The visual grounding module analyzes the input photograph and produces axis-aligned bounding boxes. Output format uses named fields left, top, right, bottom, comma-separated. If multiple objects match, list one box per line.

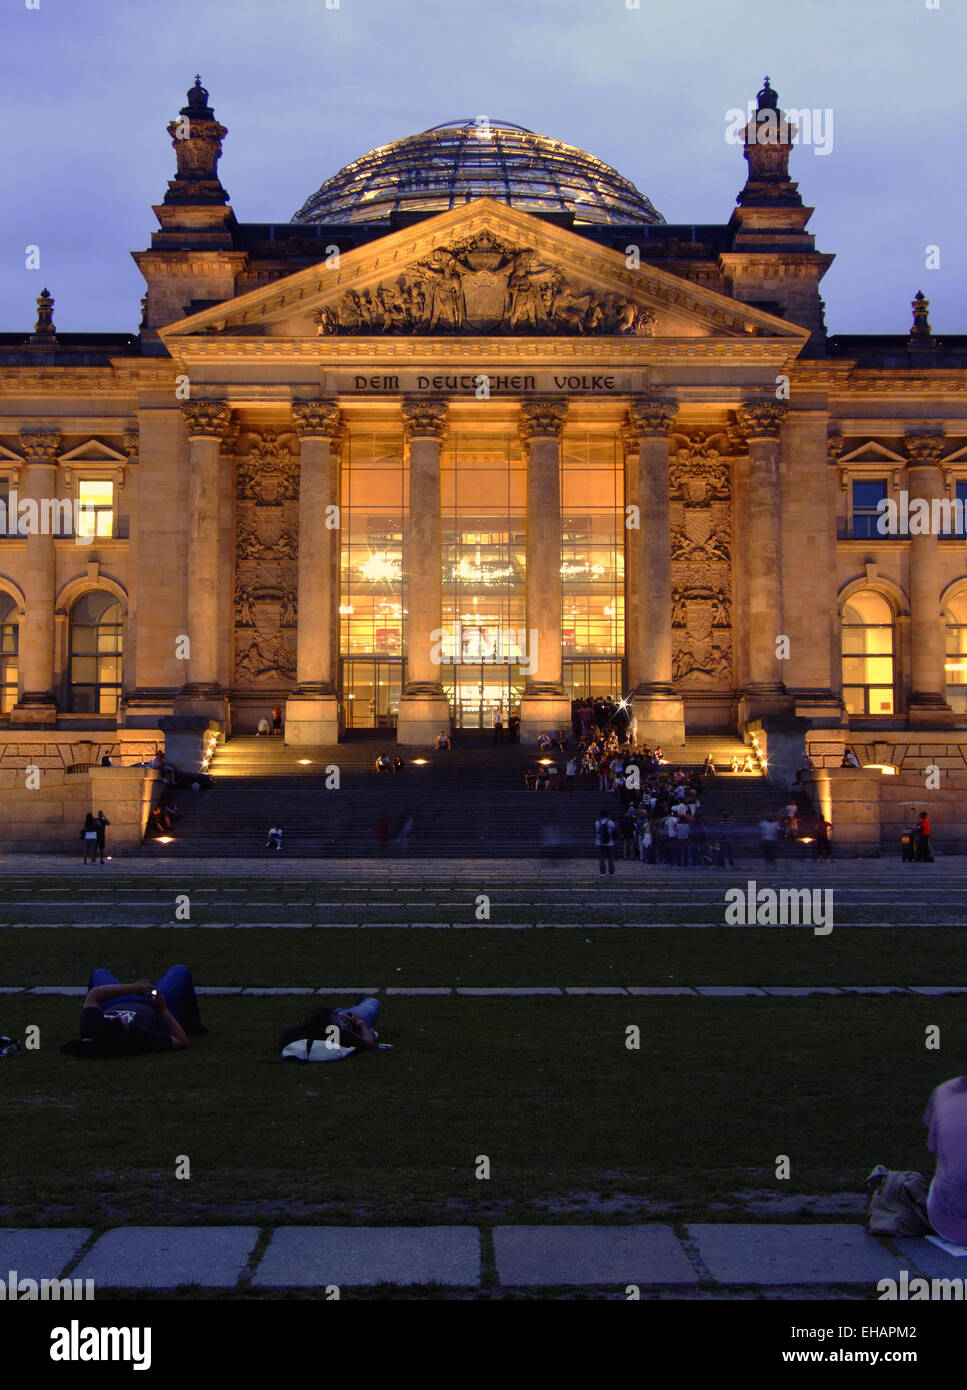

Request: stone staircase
left=136, top=732, right=798, bottom=860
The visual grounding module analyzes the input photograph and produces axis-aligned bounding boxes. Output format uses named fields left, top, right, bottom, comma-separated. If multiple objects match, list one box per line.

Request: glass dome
left=292, top=119, right=665, bottom=228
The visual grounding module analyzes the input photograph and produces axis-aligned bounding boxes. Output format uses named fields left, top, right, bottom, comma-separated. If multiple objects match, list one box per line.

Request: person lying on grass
left=60, top=966, right=206, bottom=1057
left=279, top=996, right=388, bottom=1061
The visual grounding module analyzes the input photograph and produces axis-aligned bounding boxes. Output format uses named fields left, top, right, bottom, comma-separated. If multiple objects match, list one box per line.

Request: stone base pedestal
left=739, top=686, right=793, bottom=726
left=397, top=687, right=452, bottom=747
left=908, top=701, right=958, bottom=729
left=631, top=687, right=685, bottom=746
left=174, top=686, right=228, bottom=725
left=284, top=693, right=340, bottom=746
left=10, top=700, right=57, bottom=726
left=519, top=689, right=572, bottom=745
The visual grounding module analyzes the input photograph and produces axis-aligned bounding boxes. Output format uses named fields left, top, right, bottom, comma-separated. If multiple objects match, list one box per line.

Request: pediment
left=59, top=439, right=129, bottom=465
left=839, top=441, right=908, bottom=465
left=161, top=199, right=806, bottom=350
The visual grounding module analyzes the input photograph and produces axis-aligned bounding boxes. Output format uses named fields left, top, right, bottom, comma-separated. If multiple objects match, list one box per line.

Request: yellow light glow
left=156, top=836, right=173, bottom=845
left=360, top=553, right=399, bottom=583
left=862, top=763, right=898, bottom=775
left=411, top=758, right=427, bottom=765
left=298, top=759, right=312, bottom=765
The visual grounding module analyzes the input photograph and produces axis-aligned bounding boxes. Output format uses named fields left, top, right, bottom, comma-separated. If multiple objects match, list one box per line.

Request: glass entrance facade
left=440, top=432, right=527, bottom=728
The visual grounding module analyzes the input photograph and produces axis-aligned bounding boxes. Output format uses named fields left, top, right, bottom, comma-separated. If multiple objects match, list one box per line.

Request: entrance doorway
left=341, top=658, right=401, bottom=729
left=442, top=665, right=525, bottom=730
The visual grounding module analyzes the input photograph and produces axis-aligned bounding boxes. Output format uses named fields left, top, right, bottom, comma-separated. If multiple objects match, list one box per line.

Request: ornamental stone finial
left=910, top=291, right=932, bottom=340
left=402, top=398, right=448, bottom=442
left=905, top=432, right=944, bottom=467
left=292, top=400, right=342, bottom=439
left=181, top=400, right=232, bottom=440
left=32, top=288, right=56, bottom=341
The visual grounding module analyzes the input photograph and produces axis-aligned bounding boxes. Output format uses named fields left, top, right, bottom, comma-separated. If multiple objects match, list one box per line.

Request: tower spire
left=163, top=74, right=230, bottom=206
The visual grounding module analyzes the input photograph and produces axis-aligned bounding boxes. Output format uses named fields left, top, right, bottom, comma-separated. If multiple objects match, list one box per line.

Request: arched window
left=944, top=593, right=967, bottom=713
left=69, top=592, right=123, bottom=715
left=0, top=593, right=18, bottom=714
left=842, top=591, right=895, bottom=715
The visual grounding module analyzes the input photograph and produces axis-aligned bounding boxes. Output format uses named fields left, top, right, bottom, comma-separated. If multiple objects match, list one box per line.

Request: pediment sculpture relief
left=311, top=233, right=656, bottom=336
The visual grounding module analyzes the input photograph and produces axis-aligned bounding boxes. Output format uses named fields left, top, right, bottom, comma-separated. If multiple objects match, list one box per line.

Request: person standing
left=760, top=814, right=779, bottom=865
left=493, top=709, right=504, bottom=744
left=916, top=811, right=934, bottom=862
left=595, top=810, right=616, bottom=877
left=717, top=813, right=736, bottom=868
left=94, top=810, right=111, bottom=864
left=271, top=704, right=283, bottom=736
left=813, top=815, right=832, bottom=861
left=81, top=812, right=99, bottom=865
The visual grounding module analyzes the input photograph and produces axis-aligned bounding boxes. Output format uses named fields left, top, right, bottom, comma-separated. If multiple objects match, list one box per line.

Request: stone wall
left=0, top=765, right=162, bottom=853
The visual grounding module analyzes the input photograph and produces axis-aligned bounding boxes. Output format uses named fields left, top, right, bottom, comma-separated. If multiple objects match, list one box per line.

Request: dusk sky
left=3, top=0, right=962, bottom=336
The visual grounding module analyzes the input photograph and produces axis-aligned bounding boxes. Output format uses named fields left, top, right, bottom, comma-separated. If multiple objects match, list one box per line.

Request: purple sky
left=3, top=0, right=962, bottom=336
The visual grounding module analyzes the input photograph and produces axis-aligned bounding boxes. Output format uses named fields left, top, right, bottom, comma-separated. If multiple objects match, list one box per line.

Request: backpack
left=865, top=1165, right=932, bottom=1237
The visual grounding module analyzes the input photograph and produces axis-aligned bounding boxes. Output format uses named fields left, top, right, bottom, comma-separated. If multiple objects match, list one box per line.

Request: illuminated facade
left=3, top=78, right=967, bottom=751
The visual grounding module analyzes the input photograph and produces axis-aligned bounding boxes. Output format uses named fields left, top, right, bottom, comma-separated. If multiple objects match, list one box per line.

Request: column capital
left=518, top=398, right=567, bottom=444
left=733, top=403, right=787, bottom=443
left=402, top=397, right=448, bottom=442
left=905, top=432, right=945, bottom=466
left=181, top=399, right=232, bottom=440
left=626, top=399, right=676, bottom=440
left=18, top=430, right=62, bottom=462
left=292, top=399, right=342, bottom=439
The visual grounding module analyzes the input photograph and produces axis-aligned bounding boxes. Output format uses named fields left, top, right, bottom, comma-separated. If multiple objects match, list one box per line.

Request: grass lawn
left=1, top=992, right=958, bottom=1229
left=2, top=924, right=966, bottom=987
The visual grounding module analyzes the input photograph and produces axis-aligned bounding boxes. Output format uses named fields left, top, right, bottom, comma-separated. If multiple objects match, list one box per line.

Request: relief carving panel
left=233, top=431, right=298, bottom=686
left=669, top=430, right=736, bottom=686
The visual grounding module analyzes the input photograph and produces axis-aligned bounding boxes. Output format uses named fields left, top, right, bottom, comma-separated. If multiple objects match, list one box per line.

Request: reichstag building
left=3, top=76, right=967, bottom=749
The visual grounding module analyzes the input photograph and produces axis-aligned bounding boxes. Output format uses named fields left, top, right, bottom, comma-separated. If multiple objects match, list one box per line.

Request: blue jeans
left=87, top=966, right=204, bottom=1033
left=334, top=996, right=380, bottom=1028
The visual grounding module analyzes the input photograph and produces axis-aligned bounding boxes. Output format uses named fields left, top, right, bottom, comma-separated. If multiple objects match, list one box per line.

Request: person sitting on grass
left=61, top=966, right=205, bottom=1057
left=279, top=996, right=386, bottom=1061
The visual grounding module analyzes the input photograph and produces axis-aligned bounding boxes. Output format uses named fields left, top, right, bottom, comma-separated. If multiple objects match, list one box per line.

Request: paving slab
left=315, top=988, right=379, bottom=995
left=626, top=986, right=698, bottom=996
left=564, top=987, right=628, bottom=995
left=695, top=986, right=767, bottom=997
left=456, top=987, right=562, bottom=995
left=0, top=986, right=24, bottom=994
left=196, top=987, right=243, bottom=996
left=384, top=987, right=452, bottom=995
left=909, top=987, right=967, bottom=996
left=27, top=986, right=87, bottom=996
left=73, top=1226, right=259, bottom=1289
left=894, top=1237, right=967, bottom=1280
left=762, top=987, right=843, bottom=996
left=840, top=986, right=910, bottom=995
left=688, top=1224, right=905, bottom=1284
left=0, top=1229, right=91, bottom=1281
left=493, top=1225, right=698, bottom=1286
left=253, top=1226, right=480, bottom=1287
left=241, top=987, right=315, bottom=996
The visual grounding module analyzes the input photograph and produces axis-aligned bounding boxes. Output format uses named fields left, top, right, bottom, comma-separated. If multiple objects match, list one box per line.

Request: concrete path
left=1, top=1223, right=960, bottom=1293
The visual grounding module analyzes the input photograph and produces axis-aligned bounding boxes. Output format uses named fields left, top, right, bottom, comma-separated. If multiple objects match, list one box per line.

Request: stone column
left=178, top=400, right=231, bottom=719
left=778, top=410, right=841, bottom=718
left=518, top=399, right=572, bottom=743
left=12, top=431, right=61, bottom=723
left=285, top=399, right=342, bottom=745
left=625, top=400, right=685, bottom=745
left=735, top=402, right=790, bottom=722
left=906, top=432, right=953, bottom=725
left=397, top=398, right=451, bottom=746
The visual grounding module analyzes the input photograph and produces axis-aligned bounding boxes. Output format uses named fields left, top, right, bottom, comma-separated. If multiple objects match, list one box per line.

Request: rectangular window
left=76, top=480, right=115, bottom=539
left=851, top=480, right=887, bottom=539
